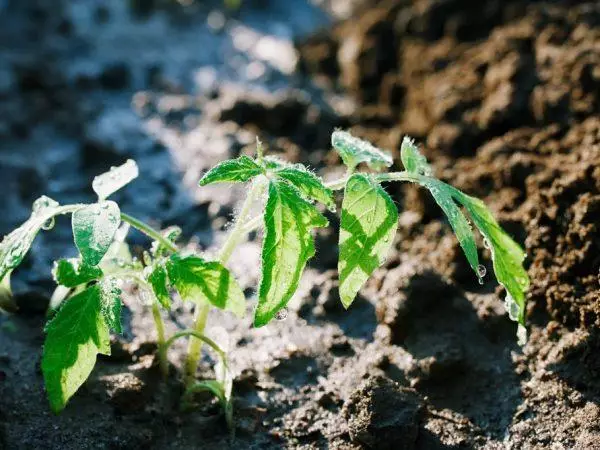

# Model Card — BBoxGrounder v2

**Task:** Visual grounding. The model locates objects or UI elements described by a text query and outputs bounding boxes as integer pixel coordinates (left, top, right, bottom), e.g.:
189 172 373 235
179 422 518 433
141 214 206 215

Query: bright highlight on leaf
255 180 328 327
338 174 398 307
166 254 245 318
72 201 121 266
332 130 393 171
199 155 264 186
92 159 139 201
0 195 63 283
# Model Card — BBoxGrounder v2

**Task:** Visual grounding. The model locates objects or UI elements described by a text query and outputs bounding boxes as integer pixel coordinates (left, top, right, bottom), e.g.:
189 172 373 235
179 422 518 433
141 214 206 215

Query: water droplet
275 307 288 321
383 236 390 243
477 264 487 278
504 294 520 321
483 238 491 249
32 195 58 214
41 217 55 231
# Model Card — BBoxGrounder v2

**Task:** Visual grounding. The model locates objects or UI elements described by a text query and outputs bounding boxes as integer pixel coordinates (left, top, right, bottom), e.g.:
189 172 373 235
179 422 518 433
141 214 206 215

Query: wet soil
1 0 600 448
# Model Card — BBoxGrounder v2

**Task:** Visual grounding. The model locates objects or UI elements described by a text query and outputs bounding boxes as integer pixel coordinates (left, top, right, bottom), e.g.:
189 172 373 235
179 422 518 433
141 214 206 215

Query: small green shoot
0 130 530 425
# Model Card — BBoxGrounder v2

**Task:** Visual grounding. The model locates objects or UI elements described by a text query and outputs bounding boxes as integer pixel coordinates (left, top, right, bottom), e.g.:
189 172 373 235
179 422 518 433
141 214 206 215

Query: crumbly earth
1 0 599 449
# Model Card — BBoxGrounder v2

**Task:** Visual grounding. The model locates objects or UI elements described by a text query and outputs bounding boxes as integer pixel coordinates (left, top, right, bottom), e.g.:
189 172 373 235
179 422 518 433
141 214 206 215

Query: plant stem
184 302 210 386
219 179 267 264
120 212 178 253
152 302 169 379
183 178 266 387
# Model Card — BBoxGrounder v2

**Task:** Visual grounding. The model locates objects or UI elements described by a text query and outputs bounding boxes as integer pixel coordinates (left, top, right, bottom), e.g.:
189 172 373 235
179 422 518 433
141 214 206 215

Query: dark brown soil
1 0 599 449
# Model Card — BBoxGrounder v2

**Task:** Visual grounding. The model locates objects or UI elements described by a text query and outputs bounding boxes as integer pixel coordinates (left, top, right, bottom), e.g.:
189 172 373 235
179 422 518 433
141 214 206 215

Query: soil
1 0 599 449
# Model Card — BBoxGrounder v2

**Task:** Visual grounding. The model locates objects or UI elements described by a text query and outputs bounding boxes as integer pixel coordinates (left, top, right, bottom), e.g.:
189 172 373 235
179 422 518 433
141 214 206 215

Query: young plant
0 131 529 422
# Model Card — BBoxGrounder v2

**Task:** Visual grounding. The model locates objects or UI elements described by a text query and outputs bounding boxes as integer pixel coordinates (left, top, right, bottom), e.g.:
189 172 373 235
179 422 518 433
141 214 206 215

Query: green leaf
255 180 328 327
400 136 432 176
52 259 104 288
417 179 480 277
166 255 245 317
452 190 529 328
199 156 264 186
147 262 171 309
331 130 393 171
98 277 122 334
72 201 121 266
273 166 335 211
42 285 112 413
0 196 62 282
338 174 398 307
92 159 139 201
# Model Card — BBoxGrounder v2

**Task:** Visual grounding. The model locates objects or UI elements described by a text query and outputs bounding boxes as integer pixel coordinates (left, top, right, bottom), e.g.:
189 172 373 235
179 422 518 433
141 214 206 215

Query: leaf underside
338 174 398 308
255 179 328 327
166 254 245 317
72 201 121 266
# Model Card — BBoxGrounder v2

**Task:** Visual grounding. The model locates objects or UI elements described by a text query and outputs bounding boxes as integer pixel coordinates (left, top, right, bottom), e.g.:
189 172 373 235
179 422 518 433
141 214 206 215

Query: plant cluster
0 131 529 422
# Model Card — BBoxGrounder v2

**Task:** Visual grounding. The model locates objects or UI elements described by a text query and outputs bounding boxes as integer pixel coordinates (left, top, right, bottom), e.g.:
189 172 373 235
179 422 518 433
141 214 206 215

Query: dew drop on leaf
275 307 288 321
32 195 59 215
477 264 487 278
483 237 491 249
504 293 520 321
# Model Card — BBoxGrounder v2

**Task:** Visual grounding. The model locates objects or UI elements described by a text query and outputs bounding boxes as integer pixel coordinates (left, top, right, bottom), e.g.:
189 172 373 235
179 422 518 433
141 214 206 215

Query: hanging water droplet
483 238 491 249
41 217 55 231
504 294 520 321
477 264 487 278
275 307 288 321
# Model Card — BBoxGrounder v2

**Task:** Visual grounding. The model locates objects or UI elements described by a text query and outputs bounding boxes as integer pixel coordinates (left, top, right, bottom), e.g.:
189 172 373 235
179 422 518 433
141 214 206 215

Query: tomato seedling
0 131 529 424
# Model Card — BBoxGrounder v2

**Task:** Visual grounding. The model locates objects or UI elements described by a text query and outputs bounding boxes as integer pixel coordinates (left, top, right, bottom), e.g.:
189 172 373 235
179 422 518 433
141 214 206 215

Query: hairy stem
152 302 169 379
184 302 210 386
120 212 178 253
183 178 266 387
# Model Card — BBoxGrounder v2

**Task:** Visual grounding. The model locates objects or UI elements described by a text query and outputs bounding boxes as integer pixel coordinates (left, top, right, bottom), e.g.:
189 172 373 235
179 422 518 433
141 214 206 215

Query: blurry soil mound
299 0 600 333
